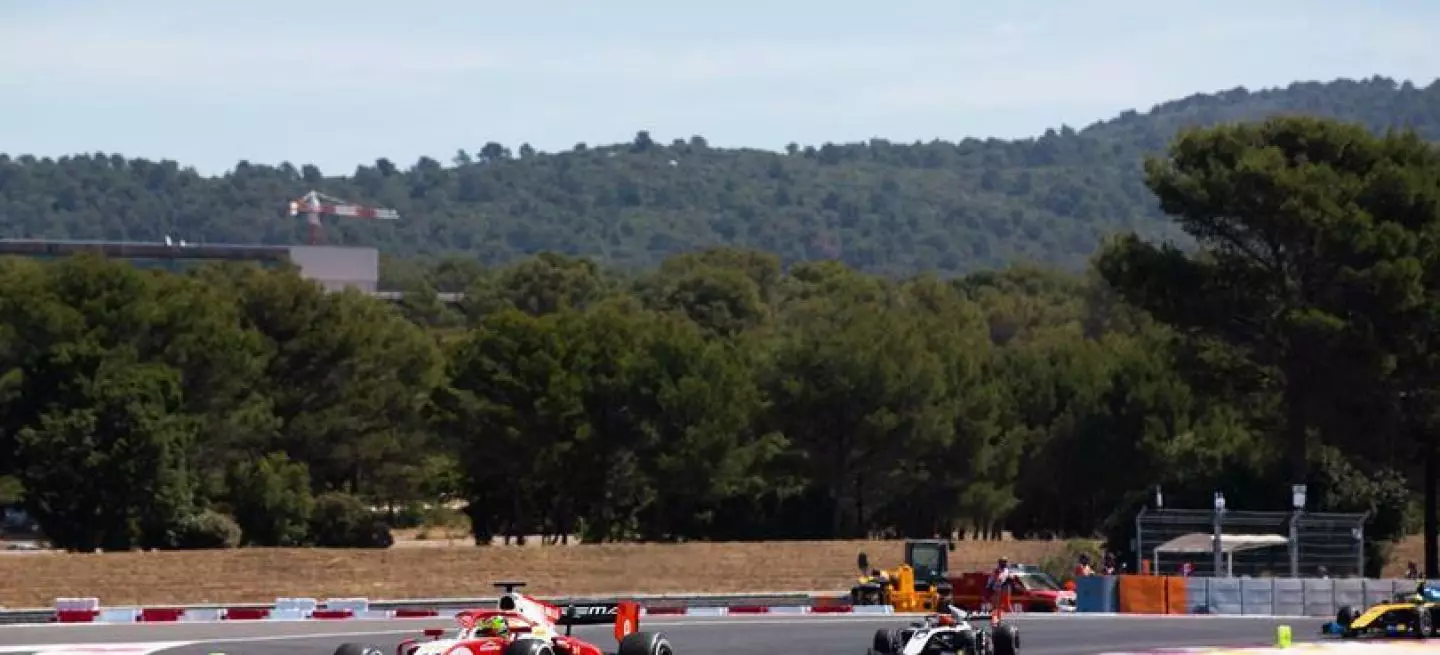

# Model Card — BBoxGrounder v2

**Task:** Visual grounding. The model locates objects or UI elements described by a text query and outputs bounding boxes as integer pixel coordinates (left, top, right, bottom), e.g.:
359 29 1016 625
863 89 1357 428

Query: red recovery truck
948 564 1077 613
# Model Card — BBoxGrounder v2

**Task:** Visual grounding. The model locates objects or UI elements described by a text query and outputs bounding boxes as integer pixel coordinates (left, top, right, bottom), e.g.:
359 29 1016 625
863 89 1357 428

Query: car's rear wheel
333 644 385 655
618 631 673 655
992 623 1019 655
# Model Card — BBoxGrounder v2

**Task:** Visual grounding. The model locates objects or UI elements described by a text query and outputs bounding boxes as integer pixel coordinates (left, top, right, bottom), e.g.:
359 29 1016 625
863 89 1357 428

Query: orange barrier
1117 575 1188 614
1164 576 1188 614
1117 576 1165 613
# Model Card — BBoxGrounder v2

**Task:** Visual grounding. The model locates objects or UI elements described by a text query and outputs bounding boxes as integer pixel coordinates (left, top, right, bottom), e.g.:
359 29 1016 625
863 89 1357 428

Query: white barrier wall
1204 578 1241 614
1240 578 1274 615
1303 578 1335 617
1154 577 1439 616
1272 578 1304 616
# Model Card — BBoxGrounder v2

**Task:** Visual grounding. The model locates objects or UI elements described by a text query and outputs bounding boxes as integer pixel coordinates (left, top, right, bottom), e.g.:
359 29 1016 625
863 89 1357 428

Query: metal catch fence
1134 507 1367 578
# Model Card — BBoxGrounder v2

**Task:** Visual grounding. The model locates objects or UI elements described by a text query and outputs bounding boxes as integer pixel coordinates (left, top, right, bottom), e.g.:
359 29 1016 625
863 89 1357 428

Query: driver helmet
479 615 509 638
997 556 1009 569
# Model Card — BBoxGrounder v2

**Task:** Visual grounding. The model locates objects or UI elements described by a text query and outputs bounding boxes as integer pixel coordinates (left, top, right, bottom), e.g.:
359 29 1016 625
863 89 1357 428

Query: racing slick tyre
956 630 981 655
1414 607 1432 639
504 639 556 655
991 623 1019 655
1336 605 1358 639
333 644 385 655
618 631 674 655
1336 605 1356 629
871 629 902 654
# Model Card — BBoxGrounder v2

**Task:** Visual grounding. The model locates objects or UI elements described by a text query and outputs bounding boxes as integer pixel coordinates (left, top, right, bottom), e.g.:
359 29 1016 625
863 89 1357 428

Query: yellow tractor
850 539 955 612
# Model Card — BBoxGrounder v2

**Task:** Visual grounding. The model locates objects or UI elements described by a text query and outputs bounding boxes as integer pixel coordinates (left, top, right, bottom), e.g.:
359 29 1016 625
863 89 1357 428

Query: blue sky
3 0 1437 176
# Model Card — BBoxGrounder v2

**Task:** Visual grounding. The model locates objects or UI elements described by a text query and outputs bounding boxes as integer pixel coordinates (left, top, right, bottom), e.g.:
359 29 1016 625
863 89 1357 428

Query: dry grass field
5 533 1430 609
0 538 1071 609
1383 535 1429 577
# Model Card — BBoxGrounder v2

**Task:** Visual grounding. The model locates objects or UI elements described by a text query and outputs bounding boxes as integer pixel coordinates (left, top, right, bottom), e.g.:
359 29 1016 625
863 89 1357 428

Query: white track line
0 643 194 654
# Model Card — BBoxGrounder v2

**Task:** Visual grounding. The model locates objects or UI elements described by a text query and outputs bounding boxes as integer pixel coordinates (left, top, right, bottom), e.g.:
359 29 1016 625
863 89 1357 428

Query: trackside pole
1212 492 1226 577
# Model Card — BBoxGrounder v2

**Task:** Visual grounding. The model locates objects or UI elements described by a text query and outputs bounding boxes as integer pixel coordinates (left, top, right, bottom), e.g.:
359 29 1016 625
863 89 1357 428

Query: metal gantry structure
287 190 400 245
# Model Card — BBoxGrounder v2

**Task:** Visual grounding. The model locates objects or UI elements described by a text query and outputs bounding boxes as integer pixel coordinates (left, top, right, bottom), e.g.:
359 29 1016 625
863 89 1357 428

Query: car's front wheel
504 639 555 655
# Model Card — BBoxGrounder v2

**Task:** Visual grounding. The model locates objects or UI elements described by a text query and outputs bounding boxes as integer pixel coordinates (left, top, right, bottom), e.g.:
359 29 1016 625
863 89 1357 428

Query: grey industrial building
0 239 382 293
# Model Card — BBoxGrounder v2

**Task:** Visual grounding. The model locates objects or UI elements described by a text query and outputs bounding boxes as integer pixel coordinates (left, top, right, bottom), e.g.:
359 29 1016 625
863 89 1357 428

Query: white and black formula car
867 607 1019 655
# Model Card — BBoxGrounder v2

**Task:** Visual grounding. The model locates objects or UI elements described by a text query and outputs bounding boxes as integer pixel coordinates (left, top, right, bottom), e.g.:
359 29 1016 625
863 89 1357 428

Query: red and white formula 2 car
332 583 673 655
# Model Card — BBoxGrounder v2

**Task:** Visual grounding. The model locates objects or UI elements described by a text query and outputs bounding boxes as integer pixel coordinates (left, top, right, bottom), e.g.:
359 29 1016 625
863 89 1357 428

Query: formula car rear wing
559 601 641 643
942 607 994 623
558 602 632 625
490 581 640 643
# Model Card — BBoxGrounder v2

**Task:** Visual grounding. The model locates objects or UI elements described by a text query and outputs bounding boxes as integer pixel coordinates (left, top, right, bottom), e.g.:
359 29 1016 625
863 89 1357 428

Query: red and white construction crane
287 190 400 245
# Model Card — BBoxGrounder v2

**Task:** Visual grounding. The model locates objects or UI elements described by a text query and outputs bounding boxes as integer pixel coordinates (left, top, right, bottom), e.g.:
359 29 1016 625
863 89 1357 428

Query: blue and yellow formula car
1320 583 1440 639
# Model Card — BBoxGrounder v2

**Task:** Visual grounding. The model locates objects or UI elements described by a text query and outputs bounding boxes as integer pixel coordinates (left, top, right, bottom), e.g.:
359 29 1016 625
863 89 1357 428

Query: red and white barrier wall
44 596 895 624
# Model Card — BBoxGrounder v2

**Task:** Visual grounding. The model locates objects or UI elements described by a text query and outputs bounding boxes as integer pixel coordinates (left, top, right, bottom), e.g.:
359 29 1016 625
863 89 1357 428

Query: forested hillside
2 76 1437 279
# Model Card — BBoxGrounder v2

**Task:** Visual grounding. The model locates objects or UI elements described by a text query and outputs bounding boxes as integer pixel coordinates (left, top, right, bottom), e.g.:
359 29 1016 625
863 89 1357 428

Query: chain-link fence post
1288 510 1300 578
1355 517 1367 576
1212 492 1226 577
1134 506 1147 574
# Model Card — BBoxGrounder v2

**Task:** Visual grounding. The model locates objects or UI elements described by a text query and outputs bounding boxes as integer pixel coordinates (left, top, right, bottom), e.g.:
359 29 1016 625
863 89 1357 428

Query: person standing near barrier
1101 552 1118 575
1074 554 1095 578
985 556 1017 623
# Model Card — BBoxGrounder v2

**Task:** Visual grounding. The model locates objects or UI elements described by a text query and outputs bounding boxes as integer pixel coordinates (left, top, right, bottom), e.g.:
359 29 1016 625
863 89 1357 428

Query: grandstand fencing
1134 507 1368 578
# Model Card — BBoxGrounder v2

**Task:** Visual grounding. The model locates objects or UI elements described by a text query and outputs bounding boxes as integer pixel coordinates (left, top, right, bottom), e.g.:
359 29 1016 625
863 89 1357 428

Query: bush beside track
0 538 1069 609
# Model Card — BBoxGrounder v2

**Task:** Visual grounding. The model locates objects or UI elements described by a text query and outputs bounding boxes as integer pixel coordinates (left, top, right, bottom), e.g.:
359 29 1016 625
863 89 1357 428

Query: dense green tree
567 302 776 541
221 269 445 499
1098 115 1440 572
434 308 587 543
757 277 959 537
16 361 198 551
309 491 393 548
224 452 315 547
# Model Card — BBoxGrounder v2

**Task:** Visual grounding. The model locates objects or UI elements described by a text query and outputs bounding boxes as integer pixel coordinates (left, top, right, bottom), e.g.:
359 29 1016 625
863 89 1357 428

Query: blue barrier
1075 576 1117 613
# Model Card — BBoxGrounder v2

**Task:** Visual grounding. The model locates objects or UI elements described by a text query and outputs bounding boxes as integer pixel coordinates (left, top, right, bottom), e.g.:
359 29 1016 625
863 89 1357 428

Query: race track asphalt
0 614 1329 655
